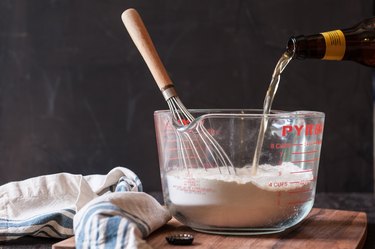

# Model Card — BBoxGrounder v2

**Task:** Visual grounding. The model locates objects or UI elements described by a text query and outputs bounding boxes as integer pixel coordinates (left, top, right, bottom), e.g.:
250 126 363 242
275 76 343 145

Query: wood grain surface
52 208 367 249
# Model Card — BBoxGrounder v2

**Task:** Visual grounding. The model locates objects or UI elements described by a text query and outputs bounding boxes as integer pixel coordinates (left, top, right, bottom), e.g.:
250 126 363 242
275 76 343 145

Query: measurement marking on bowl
290 169 313 174
270 143 305 149
287 187 313 194
270 142 322 149
291 150 318 155
288 178 315 184
291 158 319 164
304 140 323 146
268 178 314 188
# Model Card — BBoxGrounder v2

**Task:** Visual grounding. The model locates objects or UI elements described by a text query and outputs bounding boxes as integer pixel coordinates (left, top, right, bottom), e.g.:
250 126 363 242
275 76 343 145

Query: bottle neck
287 17 375 67
287 34 330 60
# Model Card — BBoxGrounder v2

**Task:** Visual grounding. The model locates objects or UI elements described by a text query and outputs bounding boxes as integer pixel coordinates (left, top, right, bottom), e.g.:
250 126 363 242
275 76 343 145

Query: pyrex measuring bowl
154 109 325 235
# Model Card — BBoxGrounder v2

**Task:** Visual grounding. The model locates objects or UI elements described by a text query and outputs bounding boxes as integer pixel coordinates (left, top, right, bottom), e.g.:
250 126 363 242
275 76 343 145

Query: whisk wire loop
167 96 235 174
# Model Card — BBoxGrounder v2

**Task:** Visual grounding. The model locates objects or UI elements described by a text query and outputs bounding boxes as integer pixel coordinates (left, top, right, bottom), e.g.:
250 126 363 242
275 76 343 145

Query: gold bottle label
320 30 346 60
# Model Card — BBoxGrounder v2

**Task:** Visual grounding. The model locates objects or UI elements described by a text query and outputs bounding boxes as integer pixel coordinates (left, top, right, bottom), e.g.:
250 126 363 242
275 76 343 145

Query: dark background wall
0 0 373 193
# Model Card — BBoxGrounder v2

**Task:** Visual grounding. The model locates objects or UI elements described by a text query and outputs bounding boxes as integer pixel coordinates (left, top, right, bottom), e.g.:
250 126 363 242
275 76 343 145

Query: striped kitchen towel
0 167 170 246
73 191 171 249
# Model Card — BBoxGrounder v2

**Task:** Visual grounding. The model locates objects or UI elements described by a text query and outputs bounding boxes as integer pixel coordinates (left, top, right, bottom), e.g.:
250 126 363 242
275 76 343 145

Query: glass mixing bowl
154 109 325 235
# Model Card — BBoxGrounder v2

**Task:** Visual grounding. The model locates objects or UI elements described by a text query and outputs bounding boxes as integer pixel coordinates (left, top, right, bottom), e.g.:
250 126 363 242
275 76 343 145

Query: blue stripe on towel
104 216 121 249
115 176 143 192
75 201 151 249
0 209 74 228
120 221 130 248
0 209 75 240
76 202 150 236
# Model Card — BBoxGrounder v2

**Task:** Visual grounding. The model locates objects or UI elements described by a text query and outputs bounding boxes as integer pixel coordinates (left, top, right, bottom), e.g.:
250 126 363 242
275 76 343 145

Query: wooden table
0 193 374 249
52 208 367 249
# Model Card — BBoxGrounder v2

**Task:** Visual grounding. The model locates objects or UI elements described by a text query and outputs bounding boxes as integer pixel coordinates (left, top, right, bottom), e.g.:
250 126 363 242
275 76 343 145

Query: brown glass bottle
287 17 375 67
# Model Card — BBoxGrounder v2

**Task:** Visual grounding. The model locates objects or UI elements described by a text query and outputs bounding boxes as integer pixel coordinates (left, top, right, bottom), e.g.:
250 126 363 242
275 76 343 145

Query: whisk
121 8 234 173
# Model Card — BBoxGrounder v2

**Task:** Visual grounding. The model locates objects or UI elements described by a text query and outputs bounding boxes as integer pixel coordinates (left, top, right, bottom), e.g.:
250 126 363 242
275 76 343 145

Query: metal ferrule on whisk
161 84 177 101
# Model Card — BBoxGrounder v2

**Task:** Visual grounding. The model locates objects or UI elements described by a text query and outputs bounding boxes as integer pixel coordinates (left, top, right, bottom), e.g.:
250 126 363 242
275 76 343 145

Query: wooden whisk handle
122 8 173 92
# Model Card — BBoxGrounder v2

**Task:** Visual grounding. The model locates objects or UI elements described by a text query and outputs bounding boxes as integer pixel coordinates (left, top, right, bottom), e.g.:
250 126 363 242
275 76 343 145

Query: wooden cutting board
52 208 367 249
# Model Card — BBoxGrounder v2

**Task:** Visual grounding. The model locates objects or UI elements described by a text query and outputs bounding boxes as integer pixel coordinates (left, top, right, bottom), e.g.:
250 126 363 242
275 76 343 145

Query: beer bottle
286 17 375 67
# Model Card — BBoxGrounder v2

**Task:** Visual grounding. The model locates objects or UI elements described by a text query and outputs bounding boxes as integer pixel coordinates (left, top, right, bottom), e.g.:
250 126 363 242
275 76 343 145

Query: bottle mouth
286 37 297 57
286 35 307 59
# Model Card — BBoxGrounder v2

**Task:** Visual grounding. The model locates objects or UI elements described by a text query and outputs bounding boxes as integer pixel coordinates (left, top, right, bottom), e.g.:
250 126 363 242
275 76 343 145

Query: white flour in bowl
165 162 314 228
